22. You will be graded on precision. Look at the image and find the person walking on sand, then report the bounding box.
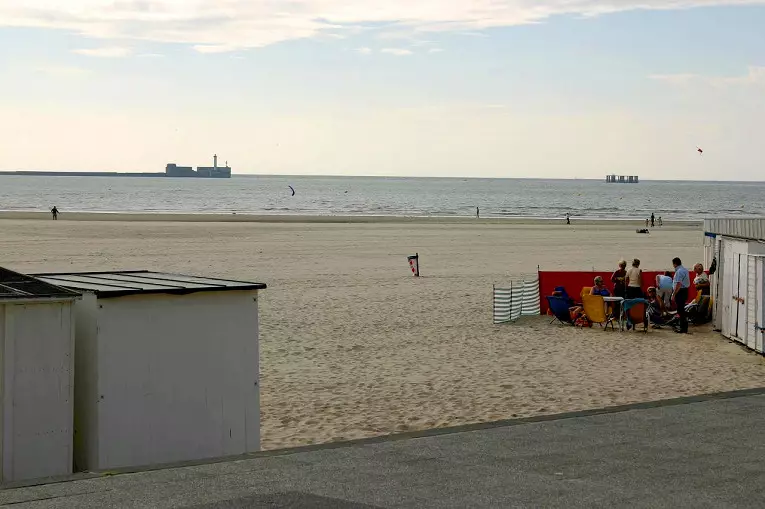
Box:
[651,213,655,227]
[476,207,479,219]
[51,206,59,220]
[658,216,663,227]
[566,213,570,225]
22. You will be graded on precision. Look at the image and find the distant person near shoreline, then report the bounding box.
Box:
[51,206,59,220]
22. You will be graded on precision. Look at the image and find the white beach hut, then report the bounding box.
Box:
[0,267,81,483]
[703,219,765,354]
[34,270,267,472]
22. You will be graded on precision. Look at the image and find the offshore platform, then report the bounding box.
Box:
[605,174,639,183]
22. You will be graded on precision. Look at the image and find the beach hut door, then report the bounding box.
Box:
[746,256,765,354]
[731,250,749,341]
[722,240,748,341]
[721,241,735,338]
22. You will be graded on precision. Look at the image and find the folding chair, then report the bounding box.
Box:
[623,298,649,332]
[581,294,616,331]
[688,296,712,325]
[546,296,574,326]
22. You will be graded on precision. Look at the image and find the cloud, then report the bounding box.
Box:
[648,73,699,85]
[650,66,765,87]
[380,48,413,56]
[1,1,764,53]
[193,44,237,54]
[355,47,372,55]
[428,48,444,53]
[73,46,132,58]
[34,65,92,78]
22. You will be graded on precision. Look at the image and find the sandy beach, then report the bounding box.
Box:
[1,215,764,451]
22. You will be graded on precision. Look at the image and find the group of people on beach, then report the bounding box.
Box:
[586,257,710,333]
[646,213,662,228]
[565,212,663,227]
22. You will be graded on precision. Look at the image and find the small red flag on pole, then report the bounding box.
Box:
[407,254,420,277]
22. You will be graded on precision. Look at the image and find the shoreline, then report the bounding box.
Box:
[0,211,703,227]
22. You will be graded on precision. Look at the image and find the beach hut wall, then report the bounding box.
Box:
[0,267,80,483]
[33,270,267,472]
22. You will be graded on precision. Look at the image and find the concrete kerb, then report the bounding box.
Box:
[3,386,765,491]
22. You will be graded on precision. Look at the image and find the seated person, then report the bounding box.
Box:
[551,286,574,305]
[568,304,594,327]
[685,295,712,325]
[646,286,674,326]
[589,276,611,297]
[590,276,615,316]
[693,263,710,300]
[568,305,584,324]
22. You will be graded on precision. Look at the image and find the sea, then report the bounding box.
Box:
[0,175,763,220]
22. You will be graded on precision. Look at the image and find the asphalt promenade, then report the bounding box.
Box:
[2,389,764,508]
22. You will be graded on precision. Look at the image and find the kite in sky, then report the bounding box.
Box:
[697,147,703,155]
[289,185,295,196]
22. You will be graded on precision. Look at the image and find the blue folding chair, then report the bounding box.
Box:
[547,296,574,326]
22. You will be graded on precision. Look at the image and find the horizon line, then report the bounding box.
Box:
[0,171,763,184]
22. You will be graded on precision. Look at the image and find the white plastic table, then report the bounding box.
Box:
[603,296,625,330]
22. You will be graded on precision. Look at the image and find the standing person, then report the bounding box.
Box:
[645,218,650,228]
[566,213,571,225]
[625,258,643,299]
[672,257,691,334]
[656,271,674,309]
[51,206,59,220]
[650,213,655,227]
[476,207,479,219]
[658,216,663,227]
[611,260,627,299]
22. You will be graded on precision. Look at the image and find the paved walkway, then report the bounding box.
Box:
[2,390,765,508]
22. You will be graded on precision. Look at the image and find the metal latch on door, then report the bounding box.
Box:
[732,296,745,304]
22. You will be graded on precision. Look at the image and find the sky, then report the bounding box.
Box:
[0,1,764,180]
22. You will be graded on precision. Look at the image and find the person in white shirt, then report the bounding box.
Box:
[693,263,710,297]
[625,258,643,299]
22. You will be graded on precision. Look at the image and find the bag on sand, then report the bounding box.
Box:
[574,314,593,328]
